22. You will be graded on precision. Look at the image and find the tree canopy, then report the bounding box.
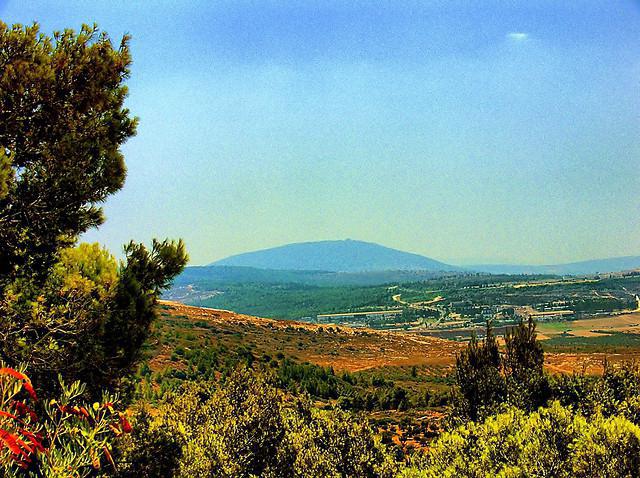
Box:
[0,22,186,396]
[0,22,136,281]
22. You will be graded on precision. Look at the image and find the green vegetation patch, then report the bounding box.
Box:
[542,331,640,352]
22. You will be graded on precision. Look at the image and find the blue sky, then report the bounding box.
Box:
[1,1,639,265]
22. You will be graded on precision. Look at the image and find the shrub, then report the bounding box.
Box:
[402,401,640,478]
[116,367,397,478]
[0,366,130,477]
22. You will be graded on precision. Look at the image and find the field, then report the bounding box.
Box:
[538,312,640,338]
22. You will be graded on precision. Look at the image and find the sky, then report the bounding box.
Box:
[1,0,639,266]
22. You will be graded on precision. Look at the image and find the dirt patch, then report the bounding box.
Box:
[538,312,640,339]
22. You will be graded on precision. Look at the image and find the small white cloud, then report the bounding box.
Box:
[507,32,529,42]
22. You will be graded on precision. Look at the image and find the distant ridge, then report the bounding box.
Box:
[210,239,459,273]
[470,255,640,276]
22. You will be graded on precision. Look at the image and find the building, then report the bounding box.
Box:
[316,309,403,323]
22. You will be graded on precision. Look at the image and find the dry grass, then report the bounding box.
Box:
[158,301,462,372]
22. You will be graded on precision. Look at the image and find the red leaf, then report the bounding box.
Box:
[0,410,19,421]
[0,429,28,457]
[12,401,38,421]
[19,429,45,452]
[90,448,100,469]
[0,368,37,401]
[21,382,37,401]
[103,446,115,468]
[0,368,28,381]
[119,414,132,433]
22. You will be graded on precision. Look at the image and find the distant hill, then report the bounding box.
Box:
[470,256,640,276]
[170,265,457,289]
[211,240,460,273]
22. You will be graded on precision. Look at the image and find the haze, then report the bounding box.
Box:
[2,0,639,265]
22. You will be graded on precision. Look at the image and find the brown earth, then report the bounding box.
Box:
[538,312,640,338]
[157,301,462,373]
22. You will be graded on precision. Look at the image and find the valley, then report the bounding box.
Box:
[138,300,640,449]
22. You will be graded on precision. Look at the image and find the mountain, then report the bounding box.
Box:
[210,239,459,273]
[470,256,640,276]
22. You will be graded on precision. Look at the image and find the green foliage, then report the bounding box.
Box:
[503,316,548,410]
[174,272,638,323]
[452,319,551,421]
[113,408,182,478]
[284,405,398,478]
[549,361,640,425]
[402,402,640,478]
[0,244,119,392]
[452,323,505,422]
[0,365,130,477]
[189,282,397,321]
[0,21,187,399]
[100,239,188,391]
[0,149,11,200]
[0,22,137,281]
[0,240,187,396]
[116,367,397,478]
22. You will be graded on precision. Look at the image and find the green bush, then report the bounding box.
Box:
[116,367,397,478]
[403,401,640,478]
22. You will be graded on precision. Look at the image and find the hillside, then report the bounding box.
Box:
[138,302,640,451]
[211,239,459,272]
[148,302,632,386]
[151,301,462,372]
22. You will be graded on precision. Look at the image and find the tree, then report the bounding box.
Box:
[0,239,187,396]
[503,316,548,410]
[452,318,551,421]
[0,22,136,282]
[452,322,505,422]
[0,22,187,397]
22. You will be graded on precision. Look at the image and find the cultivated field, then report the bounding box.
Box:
[538,312,640,338]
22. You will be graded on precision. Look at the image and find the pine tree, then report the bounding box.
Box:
[504,316,548,410]
[0,22,187,397]
[0,22,137,282]
[453,321,506,422]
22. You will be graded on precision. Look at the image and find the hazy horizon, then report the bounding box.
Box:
[2,1,639,266]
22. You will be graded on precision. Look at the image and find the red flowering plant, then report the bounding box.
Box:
[0,364,132,477]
